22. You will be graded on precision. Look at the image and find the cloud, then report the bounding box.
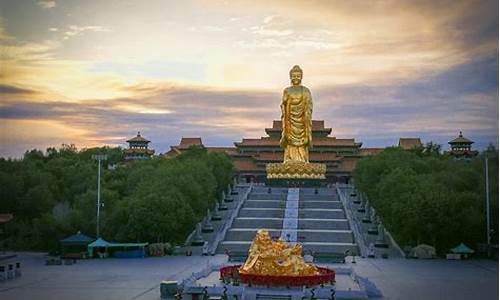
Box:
[5,0,497,90]
[0,82,280,157]
[63,25,111,40]
[0,36,131,101]
[37,1,56,9]
[1,52,497,158]
[227,0,498,88]
[1,39,59,63]
[248,15,294,37]
[0,18,12,41]
[312,54,499,149]
[0,84,36,94]
[0,0,497,157]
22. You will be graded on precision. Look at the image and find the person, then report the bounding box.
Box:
[280,65,313,163]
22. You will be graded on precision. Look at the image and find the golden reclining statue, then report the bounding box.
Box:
[239,229,319,276]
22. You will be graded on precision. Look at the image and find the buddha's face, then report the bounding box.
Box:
[290,71,302,86]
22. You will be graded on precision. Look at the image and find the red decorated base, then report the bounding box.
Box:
[220,265,335,287]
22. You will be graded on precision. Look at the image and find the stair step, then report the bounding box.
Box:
[243,201,344,208]
[228,228,352,233]
[217,186,359,255]
[302,242,357,246]
[225,228,354,243]
[232,217,283,229]
[232,217,350,230]
[239,208,283,218]
[219,241,359,255]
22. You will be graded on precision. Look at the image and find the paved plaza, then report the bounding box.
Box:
[1,253,498,300]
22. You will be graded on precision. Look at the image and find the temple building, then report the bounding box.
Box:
[164,137,203,158]
[398,138,423,150]
[0,213,13,233]
[166,120,382,184]
[164,137,236,158]
[233,120,364,183]
[124,132,155,160]
[447,131,478,159]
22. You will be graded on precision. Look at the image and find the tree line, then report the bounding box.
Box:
[353,144,498,255]
[0,145,234,251]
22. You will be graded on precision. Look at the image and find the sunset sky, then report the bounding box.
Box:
[0,0,498,158]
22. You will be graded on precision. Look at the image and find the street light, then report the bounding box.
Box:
[484,156,491,257]
[92,154,107,238]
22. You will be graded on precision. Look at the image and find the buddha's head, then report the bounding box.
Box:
[289,65,303,86]
[255,229,271,242]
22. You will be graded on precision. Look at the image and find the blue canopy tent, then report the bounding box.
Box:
[60,232,95,258]
[60,232,94,245]
[87,238,112,258]
[451,243,474,254]
[450,243,474,258]
[88,238,148,258]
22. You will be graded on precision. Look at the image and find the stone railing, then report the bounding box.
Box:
[381,225,406,258]
[209,183,253,255]
[280,188,298,243]
[338,184,405,258]
[336,185,369,257]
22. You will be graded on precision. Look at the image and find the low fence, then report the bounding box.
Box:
[336,185,368,257]
[209,183,253,255]
[337,184,405,258]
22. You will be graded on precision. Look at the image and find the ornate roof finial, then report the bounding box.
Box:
[137,131,141,136]
[459,131,463,137]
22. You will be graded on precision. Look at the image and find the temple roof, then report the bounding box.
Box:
[253,152,342,162]
[398,138,422,150]
[124,148,155,154]
[449,132,474,144]
[235,137,360,147]
[233,158,259,171]
[314,138,360,147]
[207,147,238,155]
[336,157,358,172]
[0,213,13,224]
[164,148,181,158]
[178,137,203,149]
[360,148,384,156]
[265,120,332,133]
[127,132,150,143]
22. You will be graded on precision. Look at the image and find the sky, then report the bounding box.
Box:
[0,0,498,158]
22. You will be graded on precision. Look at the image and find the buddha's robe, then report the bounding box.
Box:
[280,85,313,163]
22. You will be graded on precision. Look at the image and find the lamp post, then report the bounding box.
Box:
[484,156,491,256]
[92,154,107,238]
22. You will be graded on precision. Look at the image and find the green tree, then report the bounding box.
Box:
[354,146,499,255]
[0,143,234,251]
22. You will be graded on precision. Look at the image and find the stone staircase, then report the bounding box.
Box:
[337,185,405,258]
[216,186,359,257]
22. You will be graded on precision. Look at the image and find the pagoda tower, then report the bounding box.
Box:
[448,131,478,159]
[124,132,155,160]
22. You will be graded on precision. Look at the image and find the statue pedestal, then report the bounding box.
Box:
[266,161,326,187]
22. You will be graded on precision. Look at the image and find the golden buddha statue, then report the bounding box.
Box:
[239,229,319,276]
[280,65,313,163]
[266,66,326,179]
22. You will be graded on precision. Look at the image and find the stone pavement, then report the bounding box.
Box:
[0,252,226,300]
[0,253,497,300]
[325,257,498,300]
